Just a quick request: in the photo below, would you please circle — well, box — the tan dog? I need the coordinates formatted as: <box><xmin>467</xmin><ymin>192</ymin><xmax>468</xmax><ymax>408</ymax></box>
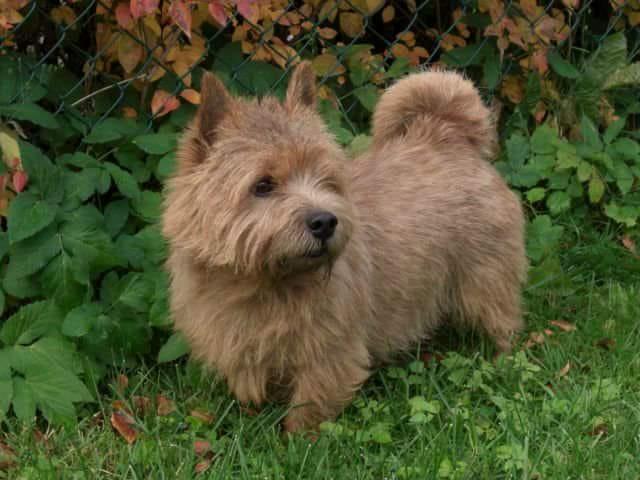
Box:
<box><xmin>162</xmin><ymin>63</ymin><xmax>526</xmax><ymax>432</ymax></box>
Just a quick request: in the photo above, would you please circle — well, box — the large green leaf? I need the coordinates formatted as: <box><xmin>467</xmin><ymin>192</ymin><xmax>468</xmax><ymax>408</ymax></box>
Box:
<box><xmin>0</xmin><ymin>301</ymin><xmax>62</xmax><ymax>346</ymax></box>
<box><xmin>132</xmin><ymin>133</ymin><xmax>178</xmax><ymax>155</ymax></box>
<box><xmin>12</xmin><ymin>377</ymin><xmax>36</xmax><ymax>422</ymax></box>
<box><xmin>7</xmin><ymin>192</ymin><xmax>58</xmax><ymax>244</ymax></box>
<box><xmin>11</xmin><ymin>337</ymin><xmax>93</xmax><ymax>423</ymax></box>
<box><xmin>5</xmin><ymin>225</ymin><xmax>60</xmax><ymax>279</ymax></box>
<box><xmin>547</xmin><ymin>50</ymin><xmax>580</xmax><ymax>79</ymax></box>
<box><xmin>0</xmin><ymin>103</ymin><xmax>60</xmax><ymax>129</ymax></box>
<box><xmin>62</xmin><ymin>303</ymin><xmax>103</xmax><ymax>337</ymax></box>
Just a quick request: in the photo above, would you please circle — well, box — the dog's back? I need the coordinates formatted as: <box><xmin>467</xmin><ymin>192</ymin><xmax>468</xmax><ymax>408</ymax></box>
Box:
<box><xmin>348</xmin><ymin>70</ymin><xmax>527</xmax><ymax>356</ymax></box>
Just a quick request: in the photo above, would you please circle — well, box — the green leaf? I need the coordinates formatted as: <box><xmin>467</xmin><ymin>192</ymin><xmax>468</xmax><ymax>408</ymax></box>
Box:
<box><xmin>603</xmin><ymin>118</ymin><xmax>626</xmax><ymax>144</ymax></box>
<box><xmin>556</xmin><ymin>150</ymin><xmax>578</xmax><ymax>170</ymax></box>
<box><xmin>604</xmin><ymin>203</ymin><xmax>639</xmax><ymax>227</ymax></box>
<box><xmin>603</xmin><ymin>62</ymin><xmax>640</xmax><ymax>90</ymax></box>
<box><xmin>353</xmin><ymin>85</ymin><xmax>379</xmax><ymax>112</ymax></box>
<box><xmin>132</xmin><ymin>190</ymin><xmax>162</xmax><ymax>222</ymax></box>
<box><xmin>441</xmin><ymin>43</ymin><xmax>488</xmax><ymax>67</ymax></box>
<box><xmin>385</xmin><ymin>57</ymin><xmax>412</xmax><ymax>79</ymax></box>
<box><xmin>0</xmin><ymin>103</ymin><xmax>60</xmax><ymax>129</ymax></box>
<box><xmin>133</xmin><ymin>133</ymin><xmax>178</xmax><ymax>155</ymax></box>
<box><xmin>7</xmin><ymin>192</ymin><xmax>59</xmax><ymax>244</ymax></box>
<box><xmin>526</xmin><ymin>187</ymin><xmax>546</xmax><ymax>203</ymax></box>
<box><xmin>530</xmin><ymin>125</ymin><xmax>557</xmax><ymax>155</ymax></box>
<box><xmin>0</xmin><ymin>349</ymin><xmax>12</xmax><ymax>418</ymax></box>
<box><xmin>526</xmin><ymin>215</ymin><xmax>564</xmax><ymax>264</ymax></box>
<box><xmin>483</xmin><ymin>49</ymin><xmax>501</xmax><ymax>90</ymax></box>
<box><xmin>547</xmin><ymin>50</ymin><xmax>580</xmax><ymax>79</ymax></box>
<box><xmin>11</xmin><ymin>337</ymin><xmax>92</xmax><ymax>423</ymax></box>
<box><xmin>546</xmin><ymin>191</ymin><xmax>571</xmax><ymax>215</ymax></box>
<box><xmin>583</xmin><ymin>32</ymin><xmax>628</xmax><ymax>86</ymax></box>
<box><xmin>158</xmin><ymin>332</ymin><xmax>191</xmax><ymax>363</ymax></box>
<box><xmin>104</xmin><ymin>162</ymin><xmax>141</xmax><ymax>200</ymax></box>
<box><xmin>64</xmin><ymin>169</ymin><xmax>97</xmax><ymax>202</ymax></box>
<box><xmin>588</xmin><ymin>175</ymin><xmax>605</xmax><ymax>203</ymax></box>
<box><xmin>59</xmin><ymin>220</ymin><xmax>123</xmax><ymax>274</ymax></box>
<box><xmin>104</xmin><ymin>199</ymin><xmax>130</xmax><ymax>238</ymax></box>
<box><xmin>84</xmin><ymin>118</ymin><xmax>130</xmax><ymax>144</ymax></box>
<box><xmin>506</xmin><ymin>133</ymin><xmax>530</xmax><ymax>168</ymax></box>
<box><xmin>611</xmin><ymin>159</ymin><xmax>633</xmax><ymax>194</ymax></box>
<box><xmin>610</xmin><ymin>138</ymin><xmax>639</xmax><ymax>160</ymax></box>
<box><xmin>156</xmin><ymin>152</ymin><xmax>176</xmax><ymax>180</ymax></box>
<box><xmin>40</xmin><ymin>251</ymin><xmax>87</xmax><ymax>311</ymax></box>
<box><xmin>5</xmin><ymin>225</ymin><xmax>60</xmax><ymax>279</ymax></box>
<box><xmin>0</xmin><ymin>232</ymin><xmax>8</xmax><ymax>261</ymax></box>
<box><xmin>0</xmin><ymin>301</ymin><xmax>62</xmax><ymax>346</ymax></box>
<box><xmin>577</xmin><ymin>161</ymin><xmax>593</xmax><ymax>182</ymax></box>
<box><xmin>580</xmin><ymin>115</ymin><xmax>602</xmax><ymax>151</ymax></box>
<box><xmin>62</xmin><ymin>303</ymin><xmax>103</xmax><ymax>337</ymax></box>
<box><xmin>12</xmin><ymin>377</ymin><xmax>36</xmax><ymax>422</ymax></box>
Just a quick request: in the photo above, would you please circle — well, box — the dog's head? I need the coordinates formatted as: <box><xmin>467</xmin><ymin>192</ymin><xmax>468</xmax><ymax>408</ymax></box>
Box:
<box><xmin>162</xmin><ymin>62</ymin><xmax>354</xmax><ymax>277</ymax></box>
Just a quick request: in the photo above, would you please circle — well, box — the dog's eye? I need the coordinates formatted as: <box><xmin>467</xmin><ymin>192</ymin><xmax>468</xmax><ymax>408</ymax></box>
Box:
<box><xmin>253</xmin><ymin>176</ymin><xmax>276</xmax><ymax>197</ymax></box>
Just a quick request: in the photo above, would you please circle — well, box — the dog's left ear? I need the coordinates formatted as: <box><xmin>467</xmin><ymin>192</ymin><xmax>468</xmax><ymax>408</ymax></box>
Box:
<box><xmin>285</xmin><ymin>61</ymin><xmax>316</xmax><ymax>110</ymax></box>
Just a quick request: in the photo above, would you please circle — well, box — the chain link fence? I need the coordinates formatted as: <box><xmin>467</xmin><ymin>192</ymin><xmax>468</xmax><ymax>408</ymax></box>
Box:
<box><xmin>0</xmin><ymin>1</ymin><xmax>639</xmax><ymax>137</ymax></box>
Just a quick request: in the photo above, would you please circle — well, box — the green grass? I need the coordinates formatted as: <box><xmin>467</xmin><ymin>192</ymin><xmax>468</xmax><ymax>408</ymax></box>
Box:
<box><xmin>2</xmin><ymin>228</ymin><xmax>640</xmax><ymax>480</ymax></box>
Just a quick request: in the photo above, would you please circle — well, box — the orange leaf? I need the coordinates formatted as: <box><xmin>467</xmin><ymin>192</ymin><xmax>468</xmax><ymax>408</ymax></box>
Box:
<box><xmin>117</xmin><ymin>34</ymin><xmax>143</xmax><ymax>73</ymax></box>
<box><xmin>111</xmin><ymin>411</ymin><xmax>138</xmax><ymax>444</ymax></box>
<box><xmin>390</xmin><ymin>43</ymin><xmax>410</xmax><ymax>58</ymax></box>
<box><xmin>194</xmin><ymin>440</ymin><xmax>212</xmax><ymax>456</ymax></box>
<box><xmin>151</xmin><ymin>90</ymin><xmax>180</xmax><ymax>117</ymax></box>
<box><xmin>550</xmin><ymin>320</ymin><xmax>576</xmax><ymax>332</ymax></box>
<box><xmin>12</xmin><ymin>170</ymin><xmax>27</xmax><ymax>193</ymax></box>
<box><xmin>116</xmin><ymin>374</ymin><xmax>129</xmax><ymax>393</ymax></box>
<box><xmin>195</xmin><ymin>459</ymin><xmax>212</xmax><ymax>474</ymax></box>
<box><xmin>190</xmin><ymin>409</ymin><xmax>215</xmax><ymax>424</ymax></box>
<box><xmin>122</xmin><ymin>106</ymin><xmax>138</xmax><ymax>118</ymax></box>
<box><xmin>169</xmin><ymin>0</ymin><xmax>192</xmax><ymax>39</ymax></box>
<box><xmin>561</xmin><ymin>0</ymin><xmax>580</xmax><ymax>8</ymax></box>
<box><xmin>339</xmin><ymin>12</ymin><xmax>364</xmax><ymax>38</ymax></box>
<box><xmin>115</xmin><ymin>3</ymin><xmax>133</xmax><ymax>29</ymax></box>
<box><xmin>557</xmin><ymin>361</ymin><xmax>571</xmax><ymax>377</ymax></box>
<box><xmin>317</xmin><ymin>27</ymin><xmax>337</xmax><ymax>40</ymax></box>
<box><xmin>133</xmin><ymin>395</ymin><xmax>152</xmax><ymax>413</ymax></box>
<box><xmin>382</xmin><ymin>5</ymin><xmax>395</xmax><ymax>22</ymax></box>
<box><xmin>51</xmin><ymin>6</ymin><xmax>77</xmax><ymax>26</ymax></box>
<box><xmin>156</xmin><ymin>395</ymin><xmax>176</xmax><ymax>416</ymax></box>
<box><xmin>130</xmin><ymin>0</ymin><xmax>158</xmax><ymax>19</ymax></box>
<box><xmin>180</xmin><ymin>89</ymin><xmax>201</xmax><ymax>104</ymax></box>
<box><xmin>621</xmin><ymin>235</ymin><xmax>637</xmax><ymax>257</ymax></box>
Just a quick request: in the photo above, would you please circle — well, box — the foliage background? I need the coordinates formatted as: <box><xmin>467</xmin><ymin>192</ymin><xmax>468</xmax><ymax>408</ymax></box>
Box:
<box><xmin>0</xmin><ymin>0</ymin><xmax>639</xmax><ymax>427</ymax></box>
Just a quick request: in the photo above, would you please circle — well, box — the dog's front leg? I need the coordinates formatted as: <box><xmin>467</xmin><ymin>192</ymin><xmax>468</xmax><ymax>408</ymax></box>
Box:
<box><xmin>283</xmin><ymin>354</ymin><xmax>369</xmax><ymax>433</ymax></box>
<box><xmin>227</xmin><ymin>366</ymin><xmax>269</xmax><ymax>408</ymax></box>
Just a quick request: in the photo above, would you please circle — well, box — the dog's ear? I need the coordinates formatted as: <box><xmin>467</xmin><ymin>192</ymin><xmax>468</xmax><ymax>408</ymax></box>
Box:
<box><xmin>285</xmin><ymin>61</ymin><xmax>316</xmax><ymax>110</ymax></box>
<box><xmin>196</xmin><ymin>71</ymin><xmax>231</xmax><ymax>145</ymax></box>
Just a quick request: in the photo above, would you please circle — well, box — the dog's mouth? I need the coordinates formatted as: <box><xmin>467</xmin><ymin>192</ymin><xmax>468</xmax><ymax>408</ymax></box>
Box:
<box><xmin>303</xmin><ymin>244</ymin><xmax>329</xmax><ymax>258</ymax></box>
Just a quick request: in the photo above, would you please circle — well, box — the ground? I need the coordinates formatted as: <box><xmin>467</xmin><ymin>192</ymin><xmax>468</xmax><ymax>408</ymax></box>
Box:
<box><xmin>2</xmin><ymin>225</ymin><xmax>640</xmax><ymax>480</ymax></box>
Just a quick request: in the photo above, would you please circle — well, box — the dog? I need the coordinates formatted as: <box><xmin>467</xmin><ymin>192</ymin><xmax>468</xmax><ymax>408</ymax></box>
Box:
<box><xmin>161</xmin><ymin>62</ymin><xmax>527</xmax><ymax>432</ymax></box>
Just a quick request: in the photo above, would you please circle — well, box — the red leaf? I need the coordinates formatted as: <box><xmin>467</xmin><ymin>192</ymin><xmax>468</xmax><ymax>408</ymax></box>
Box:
<box><xmin>130</xmin><ymin>0</ymin><xmax>158</xmax><ymax>19</ymax></box>
<box><xmin>110</xmin><ymin>411</ymin><xmax>138</xmax><ymax>444</ymax></box>
<box><xmin>169</xmin><ymin>0</ymin><xmax>192</xmax><ymax>39</ymax></box>
<box><xmin>151</xmin><ymin>90</ymin><xmax>180</xmax><ymax>117</ymax></box>
<box><xmin>11</xmin><ymin>170</ymin><xmax>27</xmax><ymax>192</ymax></box>
<box><xmin>193</xmin><ymin>440</ymin><xmax>211</xmax><ymax>456</ymax></box>
<box><xmin>115</xmin><ymin>2</ymin><xmax>133</xmax><ymax>28</ymax></box>
<box><xmin>208</xmin><ymin>0</ymin><xmax>228</xmax><ymax>25</ymax></box>
<box><xmin>156</xmin><ymin>395</ymin><xmax>176</xmax><ymax>416</ymax></box>
<box><xmin>236</xmin><ymin>0</ymin><xmax>254</xmax><ymax>19</ymax></box>
<box><xmin>133</xmin><ymin>395</ymin><xmax>152</xmax><ymax>413</ymax></box>
<box><xmin>621</xmin><ymin>235</ymin><xmax>638</xmax><ymax>258</ymax></box>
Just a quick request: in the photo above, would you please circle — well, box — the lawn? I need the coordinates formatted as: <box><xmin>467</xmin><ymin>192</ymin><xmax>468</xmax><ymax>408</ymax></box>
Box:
<box><xmin>2</xmin><ymin>225</ymin><xmax>639</xmax><ymax>480</ymax></box>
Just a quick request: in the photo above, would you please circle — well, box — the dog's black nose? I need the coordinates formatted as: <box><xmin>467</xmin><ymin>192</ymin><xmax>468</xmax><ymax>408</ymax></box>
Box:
<box><xmin>306</xmin><ymin>210</ymin><xmax>338</xmax><ymax>240</ymax></box>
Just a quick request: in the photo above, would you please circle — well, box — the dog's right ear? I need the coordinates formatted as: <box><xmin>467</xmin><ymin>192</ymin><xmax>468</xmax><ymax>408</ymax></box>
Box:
<box><xmin>196</xmin><ymin>72</ymin><xmax>231</xmax><ymax>145</ymax></box>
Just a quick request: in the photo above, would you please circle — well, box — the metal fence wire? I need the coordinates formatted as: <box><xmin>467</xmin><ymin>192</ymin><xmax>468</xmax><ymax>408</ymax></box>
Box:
<box><xmin>0</xmin><ymin>0</ymin><xmax>638</xmax><ymax>136</ymax></box>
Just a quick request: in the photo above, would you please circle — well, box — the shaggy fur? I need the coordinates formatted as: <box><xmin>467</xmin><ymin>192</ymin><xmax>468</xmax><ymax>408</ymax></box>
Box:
<box><xmin>162</xmin><ymin>63</ymin><xmax>527</xmax><ymax>433</ymax></box>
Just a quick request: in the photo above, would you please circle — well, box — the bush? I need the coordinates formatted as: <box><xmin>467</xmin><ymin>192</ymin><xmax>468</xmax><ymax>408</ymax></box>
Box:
<box><xmin>0</xmin><ymin>0</ymin><xmax>638</xmax><ymax>424</ymax></box>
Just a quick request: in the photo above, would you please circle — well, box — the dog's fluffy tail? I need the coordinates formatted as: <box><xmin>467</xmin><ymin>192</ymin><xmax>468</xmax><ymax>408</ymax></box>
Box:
<box><xmin>371</xmin><ymin>69</ymin><xmax>496</xmax><ymax>159</ymax></box>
